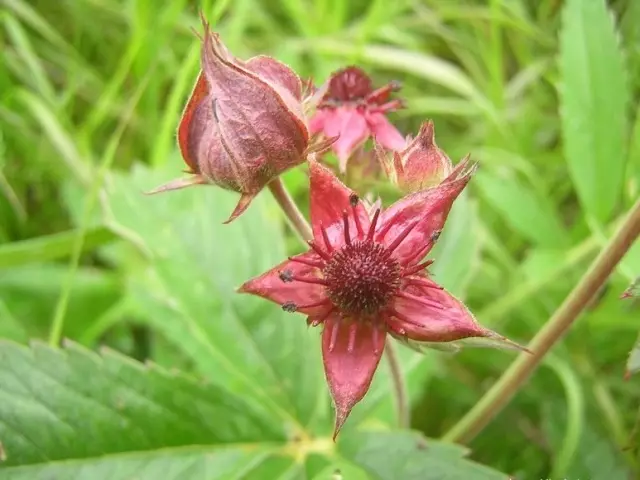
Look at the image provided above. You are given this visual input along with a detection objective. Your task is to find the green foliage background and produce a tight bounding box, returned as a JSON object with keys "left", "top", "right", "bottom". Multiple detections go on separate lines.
{"left": 1, "top": 0, "right": 639, "bottom": 478}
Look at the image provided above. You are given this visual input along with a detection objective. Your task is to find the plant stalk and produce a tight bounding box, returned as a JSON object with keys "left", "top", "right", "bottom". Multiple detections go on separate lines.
{"left": 444, "top": 198, "right": 640, "bottom": 444}
{"left": 268, "top": 177, "right": 313, "bottom": 242}
{"left": 386, "top": 341, "right": 410, "bottom": 428}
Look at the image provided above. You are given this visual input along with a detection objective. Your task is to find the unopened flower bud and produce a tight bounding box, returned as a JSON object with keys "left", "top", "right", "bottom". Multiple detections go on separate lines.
{"left": 376, "top": 120, "right": 455, "bottom": 193}
{"left": 148, "top": 15, "right": 314, "bottom": 223}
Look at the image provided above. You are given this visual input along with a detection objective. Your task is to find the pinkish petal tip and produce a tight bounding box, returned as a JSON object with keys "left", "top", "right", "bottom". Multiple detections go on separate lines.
{"left": 322, "top": 318, "right": 386, "bottom": 440}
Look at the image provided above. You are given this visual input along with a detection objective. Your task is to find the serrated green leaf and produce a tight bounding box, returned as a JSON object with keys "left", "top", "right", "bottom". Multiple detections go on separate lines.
{"left": 0, "top": 343, "right": 509, "bottom": 479}
{"left": 559, "top": 0, "right": 630, "bottom": 222}
{"left": 542, "top": 400, "right": 630, "bottom": 478}
{"left": 0, "top": 340, "right": 279, "bottom": 467}
{"left": 0, "top": 448, "right": 277, "bottom": 480}
{"left": 103, "top": 163, "right": 327, "bottom": 435}
{"left": 337, "top": 431, "right": 508, "bottom": 480}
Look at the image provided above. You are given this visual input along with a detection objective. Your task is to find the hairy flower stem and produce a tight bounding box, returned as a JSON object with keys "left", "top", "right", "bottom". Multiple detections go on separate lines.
{"left": 268, "top": 177, "right": 313, "bottom": 242}
{"left": 386, "top": 341, "right": 410, "bottom": 428}
{"left": 444, "top": 197, "right": 640, "bottom": 445}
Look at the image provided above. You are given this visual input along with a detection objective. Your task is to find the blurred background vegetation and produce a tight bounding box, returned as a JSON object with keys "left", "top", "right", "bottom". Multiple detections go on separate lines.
{"left": 1, "top": 0, "right": 640, "bottom": 478}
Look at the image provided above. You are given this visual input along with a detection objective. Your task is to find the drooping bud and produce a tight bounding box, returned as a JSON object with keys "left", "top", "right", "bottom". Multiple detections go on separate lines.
{"left": 147, "top": 14, "right": 314, "bottom": 223}
{"left": 376, "top": 120, "right": 455, "bottom": 193}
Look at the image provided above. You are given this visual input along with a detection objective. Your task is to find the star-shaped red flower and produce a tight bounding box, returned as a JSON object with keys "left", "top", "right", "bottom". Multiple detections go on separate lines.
{"left": 239, "top": 159, "right": 525, "bottom": 438}
{"left": 309, "top": 67, "right": 405, "bottom": 172}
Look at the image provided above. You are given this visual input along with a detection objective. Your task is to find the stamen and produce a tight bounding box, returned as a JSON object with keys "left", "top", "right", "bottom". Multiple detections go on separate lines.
{"left": 279, "top": 270, "right": 294, "bottom": 283}
{"left": 388, "top": 308, "right": 426, "bottom": 329}
{"left": 386, "top": 221, "right": 418, "bottom": 255}
{"left": 347, "top": 322, "right": 358, "bottom": 353}
{"left": 372, "top": 327, "right": 381, "bottom": 354}
{"left": 308, "top": 307, "right": 335, "bottom": 327}
{"left": 297, "top": 299, "right": 332, "bottom": 309}
{"left": 402, "top": 259, "right": 434, "bottom": 277}
{"left": 320, "top": 224, "right": 334, "bottom": 252}
{"left": 349, "top": 194, "right": 364, "bottom": 237}
{"left": 307, "top": 240, "right": 331, "bottom": 261}
{"left": 404, "top": 277, "right": 443, "bottom": 290}
{"left": 342, "top": 211, "right": 351, "bottom": 246}
{"left": 288, "top": 256, "right": 325, "bottom": 269}
{"left": 365, "top": 81, "right": 401, "bottom": 105}
{"left": 402, "top": 229, "right": 442, "bottom": 265}
{"left": 396, "top": 291, "right": 444, "bottom": 310}
{"left": 282, "top": 302, "right": 297, "bottom": 313}
{"left": 375, "top": 210, "right": 401, "bottom": 241}
{"left": 367, "top": 209, "right": 380, "bottom": 241}
{"left": 329, "top": 321, "right": 340, "bottom": 352}
{"left": 290, "top": 275, "right": 328, "bottom": 286}
{"left": 369, "top": 99, "right": 404, "bottom": 113}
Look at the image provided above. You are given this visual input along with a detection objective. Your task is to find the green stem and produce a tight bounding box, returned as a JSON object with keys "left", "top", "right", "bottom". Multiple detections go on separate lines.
{"left": 443, "top": 198, "right": 640, "bottom": 444}
{"left": 385, "top": 341, "right": 410, "bottom": 428}
{"left": 268, "top": 177, "right": 313, "bottom": 242}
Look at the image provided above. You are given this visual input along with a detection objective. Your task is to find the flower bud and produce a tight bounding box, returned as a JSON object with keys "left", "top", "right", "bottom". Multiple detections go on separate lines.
{"left": 147, "top": 15, "right": 312, "bottom": 223}
{"left": 376, "top": 120, "right": 454, "bottom": 193}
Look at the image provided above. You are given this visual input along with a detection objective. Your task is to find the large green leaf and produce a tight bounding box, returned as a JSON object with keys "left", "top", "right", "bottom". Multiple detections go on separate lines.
{"left": 430, "top": 190, "right": 483, "bottom": 297}
{"left": 336, "top": 431, "right": 508, "bottom": 480}
{"left": 475, "top": 171, "right": 568, "bottom": 248}
{"left": 0, "top": 340, "right": 279, "bottom": 466}
{"left": 101, "top": 163, "right": 327, "bottom": 436}
{"left": 0, "top": 342, "right": 509, "bottom": 479}
{"left": 559, "top": 0, "right": 630, "bottom": 222}
{"left": 99, "top": 163, "right": 461, "bottom": 437}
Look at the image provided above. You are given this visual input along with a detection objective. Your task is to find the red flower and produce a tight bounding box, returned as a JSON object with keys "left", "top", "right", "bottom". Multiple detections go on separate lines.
{"left": 240, "top": 159, "right": 525, "bottom": 438}
{"left": 147, "top": 15, "right": 314, "bottom": 223}
{"left": 309, "top": 67, "right": 405, "bottom": 172}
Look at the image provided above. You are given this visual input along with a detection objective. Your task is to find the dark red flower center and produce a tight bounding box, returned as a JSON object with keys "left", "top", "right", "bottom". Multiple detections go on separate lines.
{"left": 280, "top": 198, "right": 443, "bottom": 325}
{"left": 323, "top": 241, "right": 401, "bottom": 315}
{"left": 326, "top": 67, "right": 374, "bottom": 102}
{"left": 319, "top": 67, "right": 402, "bottom": 110}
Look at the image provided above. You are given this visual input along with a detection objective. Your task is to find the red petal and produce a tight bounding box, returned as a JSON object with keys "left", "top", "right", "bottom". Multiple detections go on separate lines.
{"left": 309, "top": 160, "right": 370, "bottom": 246}
{"left": 238, "top": 252, "right": 329, "bottom": 315}
{"left": 329, "top": 108, "right": 369, "bottom": 171}
{"left": 322, "top": 316, "right": 386, "bottom": 439}
{"left": 375, "top": 160, "right": 476, "bottom": 265}
{"left": 387, "top": 282, "right": 483, "bottom": 342}
{"left": 366, "top": 112, "right": 405, "bottom": 151}
{"left": 309, "top": 109, "right": 329, "bottom": 135}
